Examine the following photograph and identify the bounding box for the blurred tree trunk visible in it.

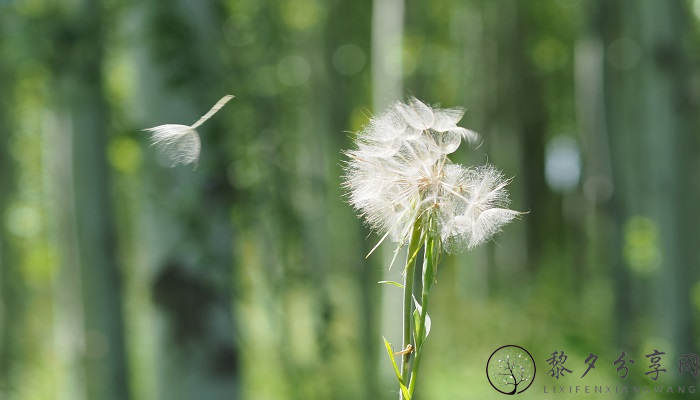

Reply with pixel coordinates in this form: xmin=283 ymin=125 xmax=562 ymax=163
xmin=512 ymin=5 xmax=554 ymax=273
xmin=586 ymin=0 xmax=633 ymax=352
xmin=371 ymin=0 xmax=406 ymax=395
xmin=130 ymin=1 xmax=239 ymax=399
xmin=372 ymin=0 xmax=404 ymax=111
xmin=601 ymin=0 xmax=699 ymax=357
xmin=325 ymin=0 xmax=379 ymax=397
xmin=0 ymin=45 xmax=21 ymax=397
xmin=576 ymin=0 xmax=621 ymax=341
xmin=48 ymin=1 xmax=132 ymax=399
xmin=475 ymin=0 xmax=552 ymax=287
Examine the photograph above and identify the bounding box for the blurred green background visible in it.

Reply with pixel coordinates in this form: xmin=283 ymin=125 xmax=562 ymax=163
xmin=1 ymin=0 xmax=700 ymax=399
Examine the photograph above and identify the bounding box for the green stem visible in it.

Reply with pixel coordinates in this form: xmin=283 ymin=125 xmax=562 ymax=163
xmin=408 ymin=292 xmax=430 ymax=396
xmin=408 ymin=236 xmax=437 ymax=397
xmin=400 ymin=226 xmax=422 ymax=394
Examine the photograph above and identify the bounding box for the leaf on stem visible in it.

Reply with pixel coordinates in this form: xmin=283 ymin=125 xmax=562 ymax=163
xmin=412 ymin=296 xmax=432 ymax=346
xmin=383 ymin=337 xmax=411 ymax=400
xmin=378 ymin=280 xmax=404 ymax=288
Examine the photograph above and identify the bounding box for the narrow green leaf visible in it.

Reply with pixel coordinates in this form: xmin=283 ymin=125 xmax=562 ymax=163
xmin=422 ymin=236 xmax=437 ymax=291
xmin=413 ymin=308 xmax=422 ymax=346
xmin=378 ymin=280 xmax=404 ymax=288
xmin=412 ymin=296 xmax=431 ymax=345
xmin=383 ymin=337 xmax=411 ymax=399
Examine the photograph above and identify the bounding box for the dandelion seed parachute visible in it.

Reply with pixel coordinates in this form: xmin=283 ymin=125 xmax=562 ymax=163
xmin=143 ymin=94 xmax=234 ymax=167
xmin=343 ymin=97 xmax=520 ymax=252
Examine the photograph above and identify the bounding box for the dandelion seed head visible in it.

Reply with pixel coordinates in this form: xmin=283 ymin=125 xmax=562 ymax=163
xmin=343 ymin=97 xmax=519 ymax=251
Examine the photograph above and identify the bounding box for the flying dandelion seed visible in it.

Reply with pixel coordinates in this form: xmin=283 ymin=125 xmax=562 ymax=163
xmin=143 ymin=94 xmax=234 ymax=167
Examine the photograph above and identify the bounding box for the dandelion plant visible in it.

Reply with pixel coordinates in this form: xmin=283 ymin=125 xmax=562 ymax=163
xmin=343 ymin=97 xmax=520 ymax=399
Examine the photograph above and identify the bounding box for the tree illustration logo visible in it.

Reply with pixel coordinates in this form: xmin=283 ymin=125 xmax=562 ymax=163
xmin=486 ymin=345 xmax=536 ymax=395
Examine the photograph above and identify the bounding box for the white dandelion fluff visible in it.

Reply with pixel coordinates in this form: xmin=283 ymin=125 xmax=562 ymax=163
xmin=343 ymin=97 xmax=520 ymax=252
xmin=143 ymin=94 xmax=234 ymax=167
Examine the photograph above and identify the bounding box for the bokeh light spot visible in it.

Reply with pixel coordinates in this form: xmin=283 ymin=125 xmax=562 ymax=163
xmin=224 ymin=14 xmax=257 ymax=46
xmin=623 ymin=216 xmax=661 ymax=273
xmin=383 ymin=45 xmax=417 ymax=80
xmin=23 ymin=243 xmax=58 ymax=284
xmin=332 ymin=44 xmax=366 ymax=76
xmin=607 ymin=38 xmax=642 ymax=70
xmin=691 ymin=281 xmax=700 ymax=311
xmin=545 ymin=136 xmax=581 ymax=193
xmin=5 ymin=202 xmax=41 ymax=238
xmin=277 ymin=55 xmax=311 ymax=87
xmin=108 ymin=136 xmax=142 ymax=174
xmin=282 ymin=0 xmax=322 ymax=31
xmin=531 ymin=37 xmax=568 ymax=72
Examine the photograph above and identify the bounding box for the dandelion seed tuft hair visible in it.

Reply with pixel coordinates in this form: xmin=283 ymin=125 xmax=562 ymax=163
xmin=343 ymin=97 xmax=520 ymax=253
xmin=143 ymin=94 xmax=234 ymax=167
